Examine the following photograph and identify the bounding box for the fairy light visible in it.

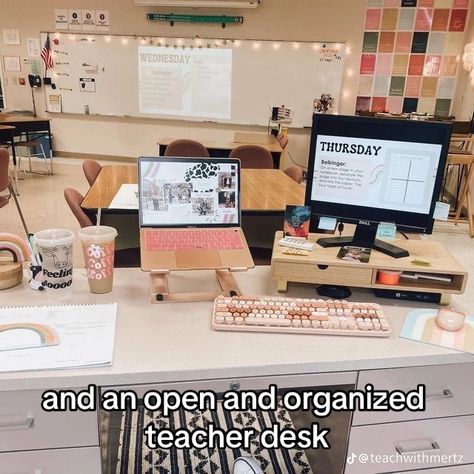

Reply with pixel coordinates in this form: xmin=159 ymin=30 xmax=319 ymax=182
xmin=69 ymin=34 xmax=76 ymax=41
xmin=104 ymin=35 xmax=111 ymax=43
xmin=346 ymin=45 xmax=352 ymax=55
xmin=253 ymin=41 xmax=261 ymax=50
xmin=121 ymin=37 xmax=128 ymax=45
xmin=234 ymin=39 xmax=241 ymax=47
xmin=346 ymin=68 xmax=354 ymax=77
xmin=312 ymin=43 xmax=320 ymax=51
xmin=273 ymin=42 xmax=280 ymax=50
xmin=176 ymin=38 xmax=183 ymax=45
xmin=140 ymin=37 xmax=147 ymax=45
xmin=293 ymin=42 xmax=300 ymax=50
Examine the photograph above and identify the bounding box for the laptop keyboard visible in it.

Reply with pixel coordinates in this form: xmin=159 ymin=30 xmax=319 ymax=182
xmin=145 ymin=229 xmax=244 ymax=251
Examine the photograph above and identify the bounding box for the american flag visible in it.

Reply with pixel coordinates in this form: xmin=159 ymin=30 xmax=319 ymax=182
xmin=41 ymin=34 xmax=54 ymax=73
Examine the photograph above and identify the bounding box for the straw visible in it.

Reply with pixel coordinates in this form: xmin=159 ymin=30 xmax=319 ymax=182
xmin=97 ymin=207 xmax=102 ymax=227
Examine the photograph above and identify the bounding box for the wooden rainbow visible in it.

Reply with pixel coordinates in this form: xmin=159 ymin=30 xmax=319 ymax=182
xmin=0 ymin=233 xmax=31 ymax=263
xmin=0 ymin=323 xmax=58 ymax=346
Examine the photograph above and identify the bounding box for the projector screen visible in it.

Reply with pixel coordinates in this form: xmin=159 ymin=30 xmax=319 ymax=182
xmin=138 ymin=46 xmax=232 ymax=120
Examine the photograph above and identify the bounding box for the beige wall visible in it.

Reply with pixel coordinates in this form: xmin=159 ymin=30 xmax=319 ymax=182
xmin=0 ymin=0 xmax=471 ymax=167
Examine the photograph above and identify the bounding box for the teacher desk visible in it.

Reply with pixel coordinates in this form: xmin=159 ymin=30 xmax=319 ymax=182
xmin=158 ymin=135 xmax=284 ymax=169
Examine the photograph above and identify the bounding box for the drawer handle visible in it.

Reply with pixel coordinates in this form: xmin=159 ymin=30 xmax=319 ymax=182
xmin=426 ymin=388 xmax=454 ymax=401
xmin=395 ymin=439 xmax=440 ymax=455
xmin=0 ymin=412 xmax=34 ymax=431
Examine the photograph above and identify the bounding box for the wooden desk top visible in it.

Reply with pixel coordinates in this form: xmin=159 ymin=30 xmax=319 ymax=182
xmin=158 ymin=136 xmax=283 ymax=154
xmin=0 ymin=125 xmax=15 ymax=131
xmin=82 ymin=165 xmax=305 ymax=211
xmin=0 ymin=115 xmax=50 ymax=124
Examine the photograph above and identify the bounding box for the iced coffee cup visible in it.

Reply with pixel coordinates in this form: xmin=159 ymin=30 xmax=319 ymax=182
xmin=34 ymin=229 xmax=74 ymax=299
xmin=78 ymin=226 xmax=118 ymax=294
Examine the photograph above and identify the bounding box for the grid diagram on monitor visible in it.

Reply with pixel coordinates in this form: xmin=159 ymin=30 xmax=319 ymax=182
xmin=356 ymin=0 xmax=470 ymax=116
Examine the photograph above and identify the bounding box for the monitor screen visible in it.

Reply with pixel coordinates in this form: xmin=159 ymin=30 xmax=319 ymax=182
xmin=305 ymin=115 xmax=452 ymax=233
xmin=138 ymin=157 xmax=240 ymax=228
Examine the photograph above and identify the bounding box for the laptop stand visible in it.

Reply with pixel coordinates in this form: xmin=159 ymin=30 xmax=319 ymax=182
xmin=149 ymin=268 xmax=246 ymax=303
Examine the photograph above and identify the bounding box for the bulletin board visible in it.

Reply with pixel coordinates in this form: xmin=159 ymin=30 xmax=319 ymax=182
xmin=41 ymin=32 xmax=346 ymax=128
xmin=356 ymin=0 xmax=470 ymax=116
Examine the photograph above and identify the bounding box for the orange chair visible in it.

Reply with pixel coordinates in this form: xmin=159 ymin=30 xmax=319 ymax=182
xmin=284 ymin=166 xmax=303 ymax=183
xmin=0 ymin=148 xmax=29 ymax=235
xmin=164 ymin=139 xmax=209 ymax=157
xmin=228 ymin=145 xmax=273 ymax=169
xmin=64 ymin=188 xmax=94 ymax=228
xmin=82 ymin=159 xmax=102 ymax=186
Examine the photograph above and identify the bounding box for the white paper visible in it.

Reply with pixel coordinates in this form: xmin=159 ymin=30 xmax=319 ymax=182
xmin=82 ymin=9 xmax=96 ymax=31
xmin=318 ymin=216 xmax=337 ymax=231
xmin=434 ymin=201 xmax=450 ymax=221
xmin=68 ymin=9 xmax=83 ymax=31
xmin=95 ymin=10 xmax=110 ymax=31
xmin=26 ymin=37 xmax=40 ymax=58
xmin=109 ymin=184 xmax=139 ymax=210
xmin=2 ymin=28 xmax=20 ymax=45
xmin=55 ymin=9 xmax=69 ymax=30
xmin=0 ymin=303 xmax=117 ymax=372
xmin=3 ymin=56 xmax=21 ymax=72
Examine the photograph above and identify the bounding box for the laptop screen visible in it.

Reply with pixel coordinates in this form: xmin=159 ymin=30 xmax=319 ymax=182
xmin=138 ymin=157 xmax=241 ymax=227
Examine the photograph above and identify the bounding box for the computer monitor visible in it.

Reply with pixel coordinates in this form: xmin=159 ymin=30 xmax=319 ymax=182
xmin=305 ymin=114 xmax=452 ymax=258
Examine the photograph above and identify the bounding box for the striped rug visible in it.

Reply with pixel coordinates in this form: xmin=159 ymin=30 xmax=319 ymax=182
xmin=117 ymin=400 xmax=313 ymax=473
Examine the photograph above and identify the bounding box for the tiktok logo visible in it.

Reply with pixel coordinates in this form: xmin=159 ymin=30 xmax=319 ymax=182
xmin=346 ymin=453 xmax=357 ymax=465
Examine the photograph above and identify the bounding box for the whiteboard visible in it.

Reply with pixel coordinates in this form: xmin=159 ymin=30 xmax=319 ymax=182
xmin=42 ymin=32 xmax=346 ymax=128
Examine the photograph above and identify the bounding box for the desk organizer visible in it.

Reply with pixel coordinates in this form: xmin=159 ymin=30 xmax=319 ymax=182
xmin=270 ymin=232 xmax=467 ymax=305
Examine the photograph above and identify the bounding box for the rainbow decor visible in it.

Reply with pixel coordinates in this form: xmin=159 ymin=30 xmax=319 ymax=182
xmin=400 ymin=309 xmax=474 ymax=354
xmin=0 ymin=233 xmax=31 ymax=263
xmin=0 ymin=322 xmax=59 ymax=351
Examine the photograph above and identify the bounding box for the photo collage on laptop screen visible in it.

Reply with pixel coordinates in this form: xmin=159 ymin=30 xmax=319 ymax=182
xmin=139 ymin=160 xmax=239 ymax=226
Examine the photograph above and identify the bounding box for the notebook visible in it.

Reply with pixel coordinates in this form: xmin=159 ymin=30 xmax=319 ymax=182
xmin=0 ymin=303 xmax=117 ymax=372
xmin=138 ymin=157 xmax=254 ymax=271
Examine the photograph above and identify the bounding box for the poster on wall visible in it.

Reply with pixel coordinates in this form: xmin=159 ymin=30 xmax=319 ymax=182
xmin=2 ymin=29 xmax=20 ymax=45
xmin=26 ymin=38 xmax=41 ymax=58
xmin=95 ymin=11 xmax=110 ymax=31
xmin=3 ymin=56 xmax=21 ymax=72
xmin=55 ymin=9 xmax=69 ymax=30
xmin=68 ymin=9 xmax=83 ymax=31
xmin=82 ymin=10 xmax=96 ymax=31
xmin=80 ymin=77 xmax=96 ymax=92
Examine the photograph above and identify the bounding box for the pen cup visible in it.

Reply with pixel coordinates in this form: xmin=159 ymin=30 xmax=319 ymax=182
xmin=34 ymin=229 xmax=74 ymax=299
xmin=79 ymin=226 xmax=118 ymax=294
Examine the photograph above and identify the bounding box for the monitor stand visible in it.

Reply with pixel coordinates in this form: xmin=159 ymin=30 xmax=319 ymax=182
xmin=316 ymin=223 xmax=410 ymax=259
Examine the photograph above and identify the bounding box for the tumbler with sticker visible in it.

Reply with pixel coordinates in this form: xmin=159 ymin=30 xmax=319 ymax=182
xmin=78 ymin=226 xmax=118 ymax=294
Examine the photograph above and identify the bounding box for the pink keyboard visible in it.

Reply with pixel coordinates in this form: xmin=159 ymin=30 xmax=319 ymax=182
xmin=145 ymin=229 xmax=244 ymax=251
xmin=212 ymin=295 xmax=392 ymax=337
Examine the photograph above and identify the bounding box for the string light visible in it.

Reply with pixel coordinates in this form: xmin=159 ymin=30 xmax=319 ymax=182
xmin=346 ymin=45 xmax=352 ymax=55
xmin=346 ymin=68 xmax=354 ymax=77
xmin=176 ymin=38 xmax=183 ymax=45
xmin=69 ymin=34 xmax=76 ymax=41
xmin=312 ymin=43 xmax=320 ymax=51
xmin=293 ymin=42 xmax=300 ymax=50
xmin=104 ymin=35 xmax=112 ymax=43
xmin=234 ymin=40 xmax=241 ymax=47
xmin=273 ymin=42 xmax=280 ymax=50
xmin=253 ymin=41 xmax=261 ymax=50
xmin=121 ymin=37 xmax=128 ymax=45
xmin=140 ymin=37 xmax=147 ymax=45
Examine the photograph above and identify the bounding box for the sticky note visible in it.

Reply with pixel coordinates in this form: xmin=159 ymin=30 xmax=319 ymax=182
xmin=433 ymin=201 xmax=450 ymax=221
xmin=377 ymin=222 xmax=397 ymax=240
xmin=318 ymin=216 xmax=337 ymax=231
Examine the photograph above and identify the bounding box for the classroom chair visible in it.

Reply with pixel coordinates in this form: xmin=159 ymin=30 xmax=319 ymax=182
xmin=284 ymin=166 xmax=303 ymax=183
xmin=164 ymin=139 xmax=209 ymax=157
xmin=0 ymin=148 xmax=29 ymax=236
xmin=229 ymin=145 xmax=273 ymax=169
xmin=14 ymin=137 xmax=52 ymax=175
xmin=64 ymin=188 xmax=94 ymax=228
xmin=83 ymin=159 xmax=103 ymax=186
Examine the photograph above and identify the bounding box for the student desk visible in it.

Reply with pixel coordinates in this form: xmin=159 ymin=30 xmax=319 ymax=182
xmin=157 ymin=136 xmax=284 ymax=169
xmin=81 ymin=165 xmax=304 ymax=213
xmin=81 ymin=165 xmax=304 ymax=249
xmin=0 ymin=267 xmax=472 ymax=474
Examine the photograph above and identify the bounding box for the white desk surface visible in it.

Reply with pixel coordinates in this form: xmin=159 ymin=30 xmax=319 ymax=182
xmin=0 ymin=267 xmax=472 ymax=392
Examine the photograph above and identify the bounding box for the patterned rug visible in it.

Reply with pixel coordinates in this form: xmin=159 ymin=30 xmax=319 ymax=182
xmin=117 ymin=400 xmax=313 ymax=474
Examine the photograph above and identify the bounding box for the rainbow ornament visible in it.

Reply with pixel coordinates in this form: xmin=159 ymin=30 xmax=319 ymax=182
xmin=0 ymin=233 xmax=31 ymax=263
xmin=400 ymin=309 xmax=474 ymax=354
xmin=0 ymin=323 xmax=58 ymax=351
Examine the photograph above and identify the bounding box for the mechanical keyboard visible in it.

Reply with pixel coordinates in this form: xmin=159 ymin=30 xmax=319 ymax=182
xmin=145 ymin=229 xmax=244 ymax=251
xmin=212 ymin=295 xmax=392 ymax=337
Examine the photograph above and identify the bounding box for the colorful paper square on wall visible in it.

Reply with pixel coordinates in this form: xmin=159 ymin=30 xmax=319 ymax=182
xmin=356 ymin=0 xmax=469 ymax=116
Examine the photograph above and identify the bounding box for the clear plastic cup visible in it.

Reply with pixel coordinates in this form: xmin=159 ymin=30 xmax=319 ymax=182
xmin=78 ymin=226 xmax=118 ymax=294
xmin=34 ymin=229 xmax=75 ymax=299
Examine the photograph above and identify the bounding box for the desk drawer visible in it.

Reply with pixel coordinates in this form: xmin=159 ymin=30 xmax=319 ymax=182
xmin=353 ymin=363 xmax=474 ymax=425
xmin=0 ymin=446 xmax=101 ymax=474
xmin=273 ymin=262 xmax=373 ymax=287
xmin=0 ymin=389 xmax=98 ymax=452
xmin=345 ymin=415 xmax=474 ymax=473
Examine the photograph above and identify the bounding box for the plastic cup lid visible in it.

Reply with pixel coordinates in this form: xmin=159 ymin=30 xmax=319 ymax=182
xmin=34 ymin=229 xmax=74 ymax=247
xmin=78 ymin=226 xmax=118 ymax=243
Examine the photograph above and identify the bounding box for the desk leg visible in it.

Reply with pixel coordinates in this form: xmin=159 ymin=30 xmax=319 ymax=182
xmin=10 ymin=132 xmax=19 ymax=194
xmin=277 ymin=278 xmax=288 ymax=292
xmin=48 ymin=128 xmax=54 ymax=174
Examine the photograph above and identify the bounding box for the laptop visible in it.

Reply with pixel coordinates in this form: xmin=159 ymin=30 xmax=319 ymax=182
xmin=138 ymin=156 xmax=254 ymax=271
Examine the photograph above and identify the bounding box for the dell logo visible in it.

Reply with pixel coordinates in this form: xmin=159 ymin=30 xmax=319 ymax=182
xmin=358 ymin=220 xmax=371 ymax=226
